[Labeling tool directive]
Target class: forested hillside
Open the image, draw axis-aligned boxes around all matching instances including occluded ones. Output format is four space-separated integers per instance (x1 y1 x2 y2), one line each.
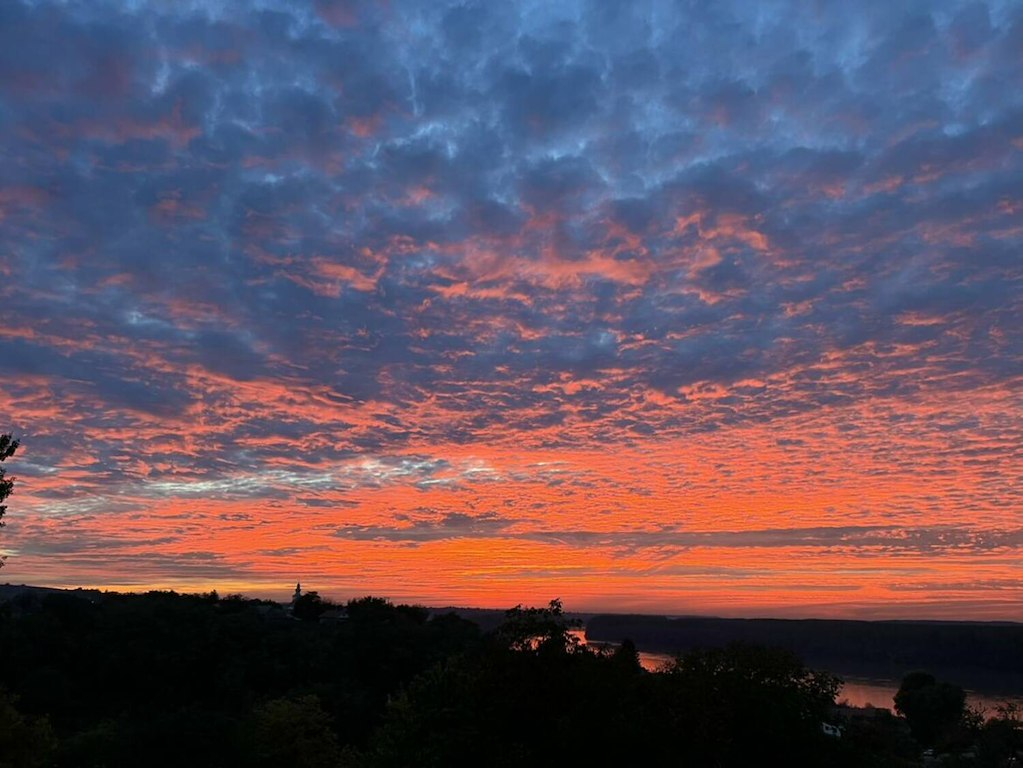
1 590 1020 767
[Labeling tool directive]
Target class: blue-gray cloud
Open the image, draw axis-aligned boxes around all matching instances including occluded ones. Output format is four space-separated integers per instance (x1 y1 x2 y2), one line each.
1 0 1021 594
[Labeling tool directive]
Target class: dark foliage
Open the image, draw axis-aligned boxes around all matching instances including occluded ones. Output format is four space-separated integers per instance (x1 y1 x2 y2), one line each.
0 687 56 768
292 590 329 622
492 598 580 652
2 589 1017 767
0 590 479 767
654 643 841 766
361 607 845 768
894 672 972 749
974 703 1023 767
0 433 19 535
831 708 921 767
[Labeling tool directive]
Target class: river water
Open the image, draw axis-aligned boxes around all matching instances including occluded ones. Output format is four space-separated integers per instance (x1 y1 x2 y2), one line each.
570 630 1023 714
835 677 1023 714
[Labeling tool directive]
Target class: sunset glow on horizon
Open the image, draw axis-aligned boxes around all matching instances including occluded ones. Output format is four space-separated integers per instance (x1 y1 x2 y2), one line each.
2 0 1022 619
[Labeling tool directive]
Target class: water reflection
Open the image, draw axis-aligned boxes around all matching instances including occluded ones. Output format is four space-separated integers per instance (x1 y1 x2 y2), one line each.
572 629 1023 714
838 677 1023 715
569 630 673 672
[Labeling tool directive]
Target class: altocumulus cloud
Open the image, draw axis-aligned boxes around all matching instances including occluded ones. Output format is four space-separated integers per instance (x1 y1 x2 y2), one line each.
1 0 1022 616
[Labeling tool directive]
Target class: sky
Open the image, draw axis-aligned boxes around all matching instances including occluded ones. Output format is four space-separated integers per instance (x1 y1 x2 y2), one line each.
1 0 1022 619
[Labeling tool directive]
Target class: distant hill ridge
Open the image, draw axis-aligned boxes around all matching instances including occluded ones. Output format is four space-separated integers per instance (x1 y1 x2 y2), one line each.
587 613 1023 686
0 583 104 602
7 584 1022 684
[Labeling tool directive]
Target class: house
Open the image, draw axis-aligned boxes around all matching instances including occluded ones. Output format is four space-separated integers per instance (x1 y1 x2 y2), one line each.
821 722 843 739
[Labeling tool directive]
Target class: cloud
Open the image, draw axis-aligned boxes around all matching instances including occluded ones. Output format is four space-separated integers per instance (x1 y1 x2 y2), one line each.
333 521 1023 558
336 511 518 542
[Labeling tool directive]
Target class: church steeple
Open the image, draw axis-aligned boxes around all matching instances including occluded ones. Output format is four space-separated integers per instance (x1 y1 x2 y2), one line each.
292 582 302 604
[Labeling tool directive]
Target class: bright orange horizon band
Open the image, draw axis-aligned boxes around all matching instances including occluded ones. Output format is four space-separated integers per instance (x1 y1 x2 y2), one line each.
7 376 1022 620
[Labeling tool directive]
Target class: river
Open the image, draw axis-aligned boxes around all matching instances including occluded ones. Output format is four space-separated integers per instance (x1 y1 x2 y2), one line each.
570 630 1023 714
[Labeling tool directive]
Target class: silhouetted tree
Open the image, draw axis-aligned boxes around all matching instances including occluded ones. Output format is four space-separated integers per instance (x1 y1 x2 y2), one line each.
4 589 966 767
252 695 341 768
0 434 18 569
0 687 56 767
659 643 841 765
292 590 329 621
346 596 407 623
894 671 969 748
0 434 19 523
833 707 920 767
494 598 580 653
610 637 643 674
976 703 1023 767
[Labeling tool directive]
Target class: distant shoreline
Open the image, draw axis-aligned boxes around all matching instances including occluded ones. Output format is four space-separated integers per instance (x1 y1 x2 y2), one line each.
7 583 1023 628
585 613 1023 695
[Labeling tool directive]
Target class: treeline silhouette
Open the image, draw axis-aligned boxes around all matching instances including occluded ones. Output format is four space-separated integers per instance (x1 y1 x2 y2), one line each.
0 589 1020 767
